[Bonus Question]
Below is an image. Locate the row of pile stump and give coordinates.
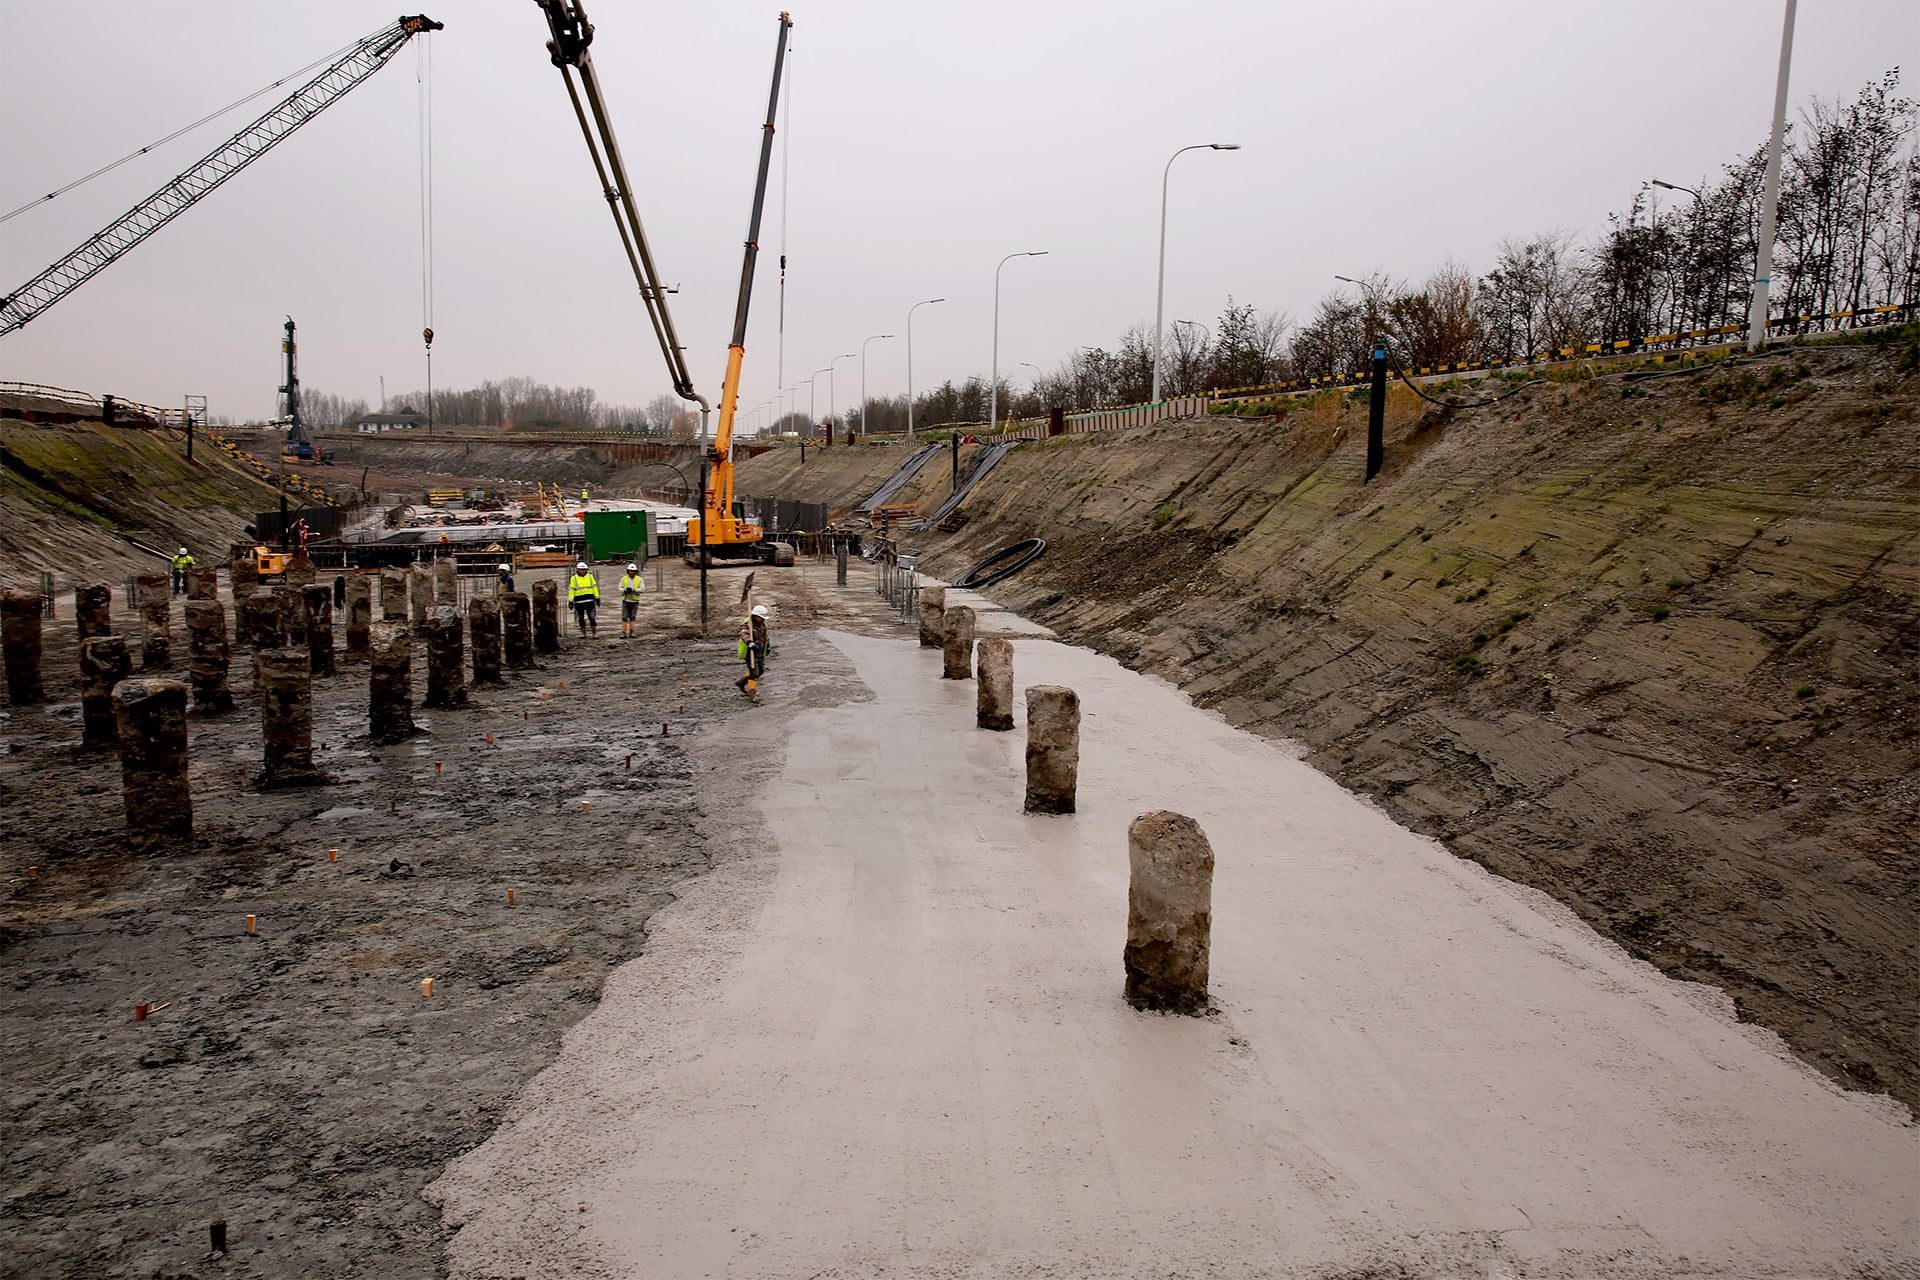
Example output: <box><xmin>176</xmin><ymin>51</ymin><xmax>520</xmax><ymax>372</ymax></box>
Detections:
<box><xmin>919</xmin><ymin>585</ymin><xmax>1214</xmax><ymax>1018</ymax></box>
<box><xmin>0</xmin><ymin>559</ymin><xmax>572</xmax><ymax>842</ymax></box>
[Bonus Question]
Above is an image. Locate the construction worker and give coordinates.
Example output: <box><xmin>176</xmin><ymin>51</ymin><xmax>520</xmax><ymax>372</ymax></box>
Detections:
<box><xmin>580</xmin><ymin>483</ymin><xmax>591</xmax><ymax>506</ymax></box>
<box><xmin>170</xmin><ymin>546</ymin><xmax>195</xmax><ymax>595</ymax></box>
<box><xmin>618</xmin><ymin>562</ymin><xmax>644</xmax><ymax>638</ymax></box>
<box><xmin>567</xmin><ymin>561</ymin><xmax>600</xmax><ymax>636</ymax></box>
<box><xmin>497</xmin><ymin>562</ymin><xmax>515</xmax><ymax>594</ymax></box>
<box><xmin>736</xmin><ymin>603</ymin><xmax>769</xmax><ymax>695</ymax></box>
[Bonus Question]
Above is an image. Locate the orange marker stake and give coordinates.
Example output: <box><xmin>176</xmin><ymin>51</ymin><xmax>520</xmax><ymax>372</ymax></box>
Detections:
<box><xmin>581</xmin><ymin>801</ymin><xmax>591</xmax><ymax>814</ymax></box>
<box><xmin>485</xmin><ymin>733</ymin><xmax>494</xmax><ymax>745</ymax></box>
<box><xmin>522</xmin><ymin>709</ymin><xmax>530</xmax><ymax>721</ymax></box>
<box><xmin>245</xmin><ymin>914</ymin><xmax>256</xmax><ymax>935</ymax></box>
<box><xmin>135</xmin><ymin>1002</ymin><xmax>150</xmax><ymax>1022</ymax></box>
<box><xmin>420</xmin><ymin>978</ymin><xmax>435</xmax><ymax>998</ymax></box>
<box><xmin>433</xmin><ymin>762</ymin><xmax>442</xmax><ymax>777</ymax></box>
<box><xmin>506</xmin><ymin>888</ymin><xmax>516</xmax><ymax>907</ymax></box>
<box><xmin>327</xmin><ymin>848</ymin><xmax>338</xmax><ymax>863</ymax></box>
<box><xmin>557</xmin><ymin>680</ymin><xmax>568</xmax><ymax>692</ymax></box>
<box><xmin>540</xmin><ymin>691</ymin><xmax>549</xmax><ymax>703</ymax></box>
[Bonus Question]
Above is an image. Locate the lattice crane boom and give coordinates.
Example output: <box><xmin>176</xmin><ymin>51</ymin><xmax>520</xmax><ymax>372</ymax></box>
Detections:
<box><xmin>0</xmin><ymin>15</ymin><xmax>443</xmax><ymax>337</ymax></box>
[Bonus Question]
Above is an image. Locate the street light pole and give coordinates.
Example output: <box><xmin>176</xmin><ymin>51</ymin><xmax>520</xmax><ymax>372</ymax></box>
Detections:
<box><xmin>905</xmin><ymin>297</ymin><xmax>944</xmax><ymax>439</ymax></box>
<box><xmin>1152</xmin><ymin>142</ymin><xmax>1240</xmax><ymax>405</ymax></box>
<box><xmin>811</xmin><ymin>367</ymin><xmax>830</xmax><ymax>434</ymax></box>
<box><xmin>860</xmin><ymin>332</ymin><xmax>894</xmax><ymax>437</ymax></box>
<box><xmin>828</xmin><ymin>351</ymin><xmax>855</xmax><ymax>435</ymax></box>
<box><xmin>1748</xmin><ymin>0</ymin><xmax>1797</xmax><ymax>351</ymax></box>
<box><xmin>991</xmin><ymin>251</ymin><xmax>1047</xmax><ymax>433</ymax></box>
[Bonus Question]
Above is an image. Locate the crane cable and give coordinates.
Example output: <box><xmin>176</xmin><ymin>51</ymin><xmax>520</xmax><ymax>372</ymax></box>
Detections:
<box><xmin>0</xmin><ymin>35</ymin><xmax>364</xmax><ymax>226</ymax></box>
<box><xmin>777</xmin><ymin>41</ymin><xmax>792</xmax><ymax>395</ymax></box>
<box><xmin>417</xmin><ymin>34</ymin><xmax>437</xmax><ymax>426</ymax></box>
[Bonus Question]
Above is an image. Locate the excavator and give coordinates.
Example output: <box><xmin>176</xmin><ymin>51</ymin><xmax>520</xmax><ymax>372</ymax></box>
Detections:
<box><xmin>536</xmin><ymin>2</ymin><xmax>793</xmax><ymax>567</ymax></box>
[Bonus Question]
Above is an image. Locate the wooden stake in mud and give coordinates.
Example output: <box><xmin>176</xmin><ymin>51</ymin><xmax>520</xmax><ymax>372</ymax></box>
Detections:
<box><xmin>344</xmin><ymin>575</ymin><xmax>374</xmax><ymax>661</ymax></box>
<box><xmin>136</xmin><ymin>574</ymin><xmax>170</xmax><ymax>670</ymax></box>
<box><xmin>423</xmin><ymin>606</ymin><xmax>468</xmax><ymax>709</ymax></box>
<box><xmin>302</xmin><ymin>583</ymin><xmax>335</xmax><ymax>677</ymax></box>
<box><xmin>256</xmin><ymin>647</ymin><xmax>326</xmax><ymax>788</ymax></box>
<box><xmin>468</xmin><ymin>595</ymin><xmax>505</xmax><ymax>686</ymax></box>
<box><xmin>919</xmin><ymin>585</ymin><xmax>946</xmax><ymax>649</ymax></box>
<box><xmin>530</xmin><ymin>581</ymin><xmax>561</xmax><ymax>655</ymax></box>
<box><xmin>941</xmin><ymin>605</ymin><xmax>976</xmax><ymax>681</ymax></box>
<box><xmin>1</xmin><ymin>588</ymin><xmax>46</xmax><ymax>705</ymax></box>
<box><xmin>74</xmin><ymin>582</ymin><xmax>112</xmax><ymax>640</ymax></box>
<box><xmin>183</xmin><ymin>600</ymin><xmax>234</xmax><ymax>715</ymax></box>
<box><xmin>501</xmin><ymin>591</ymin><xmax>536</xmax><ymax>669</ymax></box>
<box><xmin>976</xmin><ymin>636</ymin><xmax>1014</xmax><ymax>731</ymax></box>
<box><xmin>368</xmin><ymin>622</ymin><xmax>419</xmax><ymax>744</ymax></box>
<box><xmin>114</xmin><ymin>676</ymin><xmax>192</xmax><ymax>837</ymax></box>
<box><xmin>79</xmin><ymin>635</ymin><xmax>131</xmax><ymax>748</ymax></box>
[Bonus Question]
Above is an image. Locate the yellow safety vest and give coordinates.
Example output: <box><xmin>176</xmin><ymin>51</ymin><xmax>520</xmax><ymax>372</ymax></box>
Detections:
<box><xmin>568</xmin><ymin>573</ymin><xmax>599</xmax><ymax>602</ymax></box>
<box><xmin>171</xmin><ymin>553</ymin><xmax>195</xmax><ymax>570</ymax></box>
<box><xmin>619</xmin><ymin>574</ymin><xmax>643</xmax><ymax>601</ymax></box>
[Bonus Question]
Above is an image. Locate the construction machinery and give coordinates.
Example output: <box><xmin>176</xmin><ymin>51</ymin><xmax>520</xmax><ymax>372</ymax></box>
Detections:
<box><xmin>278</xmin><ymin>317</ymin><xmax>316</xmax><ymax>462</ymax></box>
<box><xmin>246</xmin><ymin>546</ymin><xmax>290</xmax><ymax>579</ymax></box>
<box><xmin>684</xmin><ymin>13</ymin><xmax>792</xmax><ymax>565</ymax></box>
<box><xmin>1</xmin><ymin>16</ymin><xmax>443</xmax><ymax>336</ymax></box>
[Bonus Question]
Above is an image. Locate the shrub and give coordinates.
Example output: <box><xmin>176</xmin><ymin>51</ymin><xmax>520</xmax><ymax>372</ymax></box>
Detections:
<box><xmin>1651</xmin><ymin>606</ymin><xmax>1671</xmax><ymax>621</ymax></box>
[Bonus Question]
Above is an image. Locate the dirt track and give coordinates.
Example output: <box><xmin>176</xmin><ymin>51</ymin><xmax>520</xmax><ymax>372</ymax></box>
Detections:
<box><xmin>0</xmin><ymin>560</ymin><xmax>881</xmax><ymax>1278</ymax></box>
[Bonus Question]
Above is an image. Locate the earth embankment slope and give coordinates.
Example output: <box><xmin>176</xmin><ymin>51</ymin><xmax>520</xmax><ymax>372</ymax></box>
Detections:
<box><xmin>735</xmin><ymin>336</ymin><xmax>1920</xmax><ymax>1111</ymax></box>
<box><xmin>0</xmin><ymin>415</ymin><xmax>282</xmax><ymax>588</ymax></box>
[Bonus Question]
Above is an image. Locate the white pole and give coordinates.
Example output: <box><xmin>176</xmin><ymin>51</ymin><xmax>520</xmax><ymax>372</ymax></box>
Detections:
<box><xmin>1747</xmin><ymin>0</ymin><xmax>1796</xmax><ymax>352</ymax></box>
<box><xmin>906</xmin><ymin>297</ymin><xmax>943</xmax><ymax>439</ymax></box>
<box><xmin>992</xmin><ymin>252</ymin><xmax>1047</xmax><ymax>433</ymax></box>
<box><xmin>829</xmin><ymin>352</ymin><xmax>853</xmax><ymax>433</ymax></box>
<box><xmin>1153</xmin><ymin>143</ymin><xmax>1241</xmax><ymax>405</ymax></box>
<box><xmin>860</xmin><ymin>333</ymin><xmax>893</xmax><ymax>437</ymax></box>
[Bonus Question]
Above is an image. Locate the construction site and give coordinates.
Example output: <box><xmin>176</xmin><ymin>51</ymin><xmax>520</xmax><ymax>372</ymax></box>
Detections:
<box><xmin>2</xmin><ymin>3</ymin><xmax>1918</xmax><ymax>1278</ymax></box>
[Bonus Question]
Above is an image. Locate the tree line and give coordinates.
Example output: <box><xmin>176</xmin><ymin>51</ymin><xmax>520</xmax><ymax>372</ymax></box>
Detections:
<box><xmin>307</xmin><ymin>72</ymin><xmax>1916</xmax><ymax>435</ymax></box>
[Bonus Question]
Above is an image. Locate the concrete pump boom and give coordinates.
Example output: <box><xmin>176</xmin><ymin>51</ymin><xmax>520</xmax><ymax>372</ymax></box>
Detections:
<box><xmin>0</xmin><ymin>15</ymin><xmax>442</xmax><ymax>337</ymax></box>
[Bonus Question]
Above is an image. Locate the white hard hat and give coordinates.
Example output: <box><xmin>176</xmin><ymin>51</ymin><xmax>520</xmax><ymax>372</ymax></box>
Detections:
<box><xmin>179</xmin><ymin>546</ymin><xmax>188</xmax><ymax>554</ymax></box>
<box><xmin>751</xmin><ymin>604</ymin><xmax>769</xmax><ymax>617</ymax></box>
<box><xmin>498</xmin><ymin>563</ymin><xmax>512</xmax><ymax>572</ymax></box>
<box><xmin>576</xmin><ymin>561</ymin><xmax>588</xmax><ymax>570</ymax></box>
<box><xmin>626</xmin><ymin>563</ymin><xmax>638</xmax><ymax>571</ymax></box>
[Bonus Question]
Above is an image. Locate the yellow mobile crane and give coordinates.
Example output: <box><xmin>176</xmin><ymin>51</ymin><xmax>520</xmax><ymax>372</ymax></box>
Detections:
<box><xmin>685</xmin><ymin>12</ymin><xmax>792</xmax><ymax>565</ymax></box>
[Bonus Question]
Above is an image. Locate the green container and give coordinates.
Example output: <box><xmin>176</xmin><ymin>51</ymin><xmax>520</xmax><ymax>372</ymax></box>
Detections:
<box><xmin>583</xmin><ymin>510</ymin><xmax>651</xmax><ymax>564</ymax></box>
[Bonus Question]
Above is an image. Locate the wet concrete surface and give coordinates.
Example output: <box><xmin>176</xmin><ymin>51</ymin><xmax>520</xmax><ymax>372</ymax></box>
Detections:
<box><xmin>0</xmin><ymin>556</ymin><xmax>899</xmax><ymax>1278</ymax></box>
<box><xmin>432</xmin><ymin>630</ymin><xmax>1918</xmax><ymax>1279</ymax></box>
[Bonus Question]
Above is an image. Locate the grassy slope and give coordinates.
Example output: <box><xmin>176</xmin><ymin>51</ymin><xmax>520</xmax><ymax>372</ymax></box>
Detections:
<box><xmin>0</xmin><ymin>420</ymin><xmax>283</xmax><ymax>588</ymax></box>
<box><xmin>736</xmin><ymin>336</ymin><xmax>1920</xmax><ymax>1110</ymax></box>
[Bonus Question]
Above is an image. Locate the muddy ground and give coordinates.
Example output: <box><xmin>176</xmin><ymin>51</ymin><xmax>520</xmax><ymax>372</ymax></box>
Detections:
<box><xmin>0</xmin><ymin>556</ymin><xmax>897</xmax><ymax>1279</ymax></box>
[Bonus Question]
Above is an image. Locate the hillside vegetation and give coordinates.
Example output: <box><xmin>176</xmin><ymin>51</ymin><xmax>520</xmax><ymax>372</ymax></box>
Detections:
<box><xmin>0</xmin><ymin>416</ymin><xmax>282</xmax><ymax>588</ymax></box>
<box><xmin>738</xmin><ymin>334</ymin><xmax>1920</xmax><ymax>1111</ymax></box>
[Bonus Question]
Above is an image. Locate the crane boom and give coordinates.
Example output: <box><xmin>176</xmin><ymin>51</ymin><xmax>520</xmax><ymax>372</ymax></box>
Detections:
<box><xmin>692</xmin><ymin>11</ymin><xmax>791</xmax><ymax>554</ymax></box>
<box><xmin>0</xmin><ymin>15</ymin><xmax>443</xmax><ymax>337</ymax></box>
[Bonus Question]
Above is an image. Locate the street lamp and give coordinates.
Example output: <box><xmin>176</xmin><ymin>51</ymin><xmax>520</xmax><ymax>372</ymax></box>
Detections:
<box><xmin>1651</xmin><ymin>178</ymin><xmax>1701</xmax><ymax>199</ymax></box>
<box><xmin>1152</xmin><ymin>142</ymin><xmax>1240</xmax><ymax>405</ymax></box>
<box><xmin>810</xmin><ymin>367</ymin><xmax>831</xmax><ymax>435</ymax></box>
<box><xmin>905</xmin><ymin>297</ymin><xmax>944</xmax><ymax>438</ymax></box>
<box><xmin>991</xmin><ymin>251</ymin><xmax>1048</xmax><ymax>433</ymax></box>
<box><xmin>1172</xmin><ymin>320</ymin><xmax>1211</xmax><ymax>394</ymax></box>
<box><xmin>1020</xmin><ymin>361</ymin><xmax>1042</xmax><ymax>383</ymax></box>
<box><xmin>860</xmin><ymin>333</ymin><xmax>894</xmax><ymax>437</ymax></box>
<box><xmin>828</xmin><ymin>352</ymin><xmax>855</xmax><ymax>434</ymax></box>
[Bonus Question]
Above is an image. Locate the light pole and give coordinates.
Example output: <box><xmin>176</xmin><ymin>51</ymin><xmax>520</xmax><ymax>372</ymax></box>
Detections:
<box><xmin>860</xmin><ymin>333</ymin><xmax>894</xmax><ymax>437</ymax></box>
<box><xmin>827</xmin><ymin>352</ymin><xmax>855</xmax><ymax>435</ymax></box>
<box><xmin>1173</xmin><ymin>320</ymin><xmax>1210</xmax><ymax>394</ymax></box>
<box><xmin>810</xmin><ymin>367</ymin><xmax>831</xmax><ymax>436</ymax></box>
<box><xmin>1152</xmin><ymin>142</ymin><xmax>1240</xmax><ymax>404</ymax></box>
<box><xmin>905</xmin><ymin>297</ymin><xmax>944</xmax><ymax>439</ymax></box>
<box><xmin>991</xmin><ymin>251</ymin><xmax>1048</xmax><ymax>433</ymax></box>
<box><xmin>1749</xmin><ymin>0</ymin><xmax>1796</xmax><ymax>351</ymax></box>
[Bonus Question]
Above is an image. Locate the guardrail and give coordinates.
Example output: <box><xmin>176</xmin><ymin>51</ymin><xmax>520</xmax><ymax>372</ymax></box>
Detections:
<box><xmin>0</xmin><ymin>380</ymin><xmax>188</xmax><ymax>427</ymax></box>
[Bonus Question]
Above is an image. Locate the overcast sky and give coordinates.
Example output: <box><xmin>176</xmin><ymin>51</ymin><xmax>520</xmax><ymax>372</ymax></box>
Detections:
<box><xmin>2</xmin><ymin>1</ymin><xmax>1914</xmax><ymax>424</ymax></box>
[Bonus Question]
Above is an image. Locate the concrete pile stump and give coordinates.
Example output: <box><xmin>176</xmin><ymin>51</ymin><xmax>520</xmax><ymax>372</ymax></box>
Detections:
<box><xmin>530</xmin><ymin>581</ymin><xmax>560</xmax><ymax>655</ymax></box>
<box><xmin>368</xmin><ymin>623</ymin><xmax>418</xmax><ymax>743</ymax></box>
<box><xmin>283</xmin><ymin>557</ymin><xmax>316</xmax><ymax>588</ymax></box>
<box><xmin>79</xmin><ymin>636</ymin><xmax>132</xmax><ymax>748</ymax></box>
<box><xmin>187</xmin><ymin>566</ymin><xmax>219</xmax><ymax>601</ymax></box>
<box><xmin>2</xmin><ymin>589</ymin><xmax>45</xmax><ymax>706</ymax></box>
<box><xmin>502</xmin><ymin>592</ymin><xmax>535</xmax><ymax>669</ymax></box>
<box><xmin>275</xmin><ymin>586</ymin><xmax>308</xmax><ymax>650</ymax></box>
<box><xmin>75</xmin><ymin>582</ymin><xmax>113</xmax><ymax>639</ymax></box>
<box><xmin>236</xmin><ymin>594</ymin><xmax>283</xmax><ymax>651</ymax></box>
<box><xmin>344</xmin><ymin>576</ymin><xmax>373</xmax><ymax>662</ymax></box>
<box><xmin>301</xmin><ymin>584</ymin><xmax>335</xmax><ymax>677</ymax></box>
<box><xmin>433</xmin><ymin>558</ymin><xmax>458</xmax><ymax>605</ymax></box>
<box><xmin>1123</xmin><ymin>811</ymin><xmax>1215</xmax><ymax>1015</ymax></box>
<box><xmin>137</xmin><ymin>574</ymin><xmax>171</xmax><ymax>670</ymax></box>
<box><xmin>379</xmin><ymin>569</ymin><xmax>409</xmax><ymax>622</ymax></box>
<box><xmin>113</xmin><ymin>677</ymin><xmax>192</xmax><ymax>838</ymax></box>
<box><xmin>423</xmin><ymin>606</ymin><xmax>468</xmax><ymax>709</ymax></box>
<box><xmin>468</xmin><ymin>595</ymin><xmax>505</xmax><ymax>686</ymax></box>
<box><xmin>1023</xmin><ymin>685</ymin><xmax>1081</xmax><ymax>815</ymax></box>
<box><xmin>228</xmin><ymin>548</ymin><xmax>260</xmax><ymax>601</ymax></box>
<box><xmin>941</xmin><ymin>605</ymin><xmax>976</xmax><ymax>680</ymax></box>
<box><xmin>184</xmin><ymin>601</ymin><xmax>234</xmax><ymax>715</ymax></box>
<box><xmin>408</xmin><ymin>566</ymin><xmax>433</xmax><ymax>633</ymax></box>
<box><xmin>918</xmin><ymin>586</ymin><xmax>946</xmax><ymax>649</ymax></box>
<box><xmin>256</xmin><ymin>647</ymin><xmax>325</xmax><ymax>787</ymax></box>
<box><xmin>976</xmin><ymin>636</ymin><xmax>1014</xmax><ymax>731</ymax></box>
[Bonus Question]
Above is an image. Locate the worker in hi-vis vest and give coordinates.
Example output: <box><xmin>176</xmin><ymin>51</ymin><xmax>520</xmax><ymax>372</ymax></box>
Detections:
<box><xmin>618</xmin><ymin>563</ymin><xmax>644</xmax><ymax>638</ymax></box>
<box><xmin>567</xmin><ymin>562</ymin><xmax>600</xmax><ymax>636</ymax></box>
<box><xmin>170</xmin><ymin>547</ymin><xmax>196</xmax><ymax>596</ymax></box>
